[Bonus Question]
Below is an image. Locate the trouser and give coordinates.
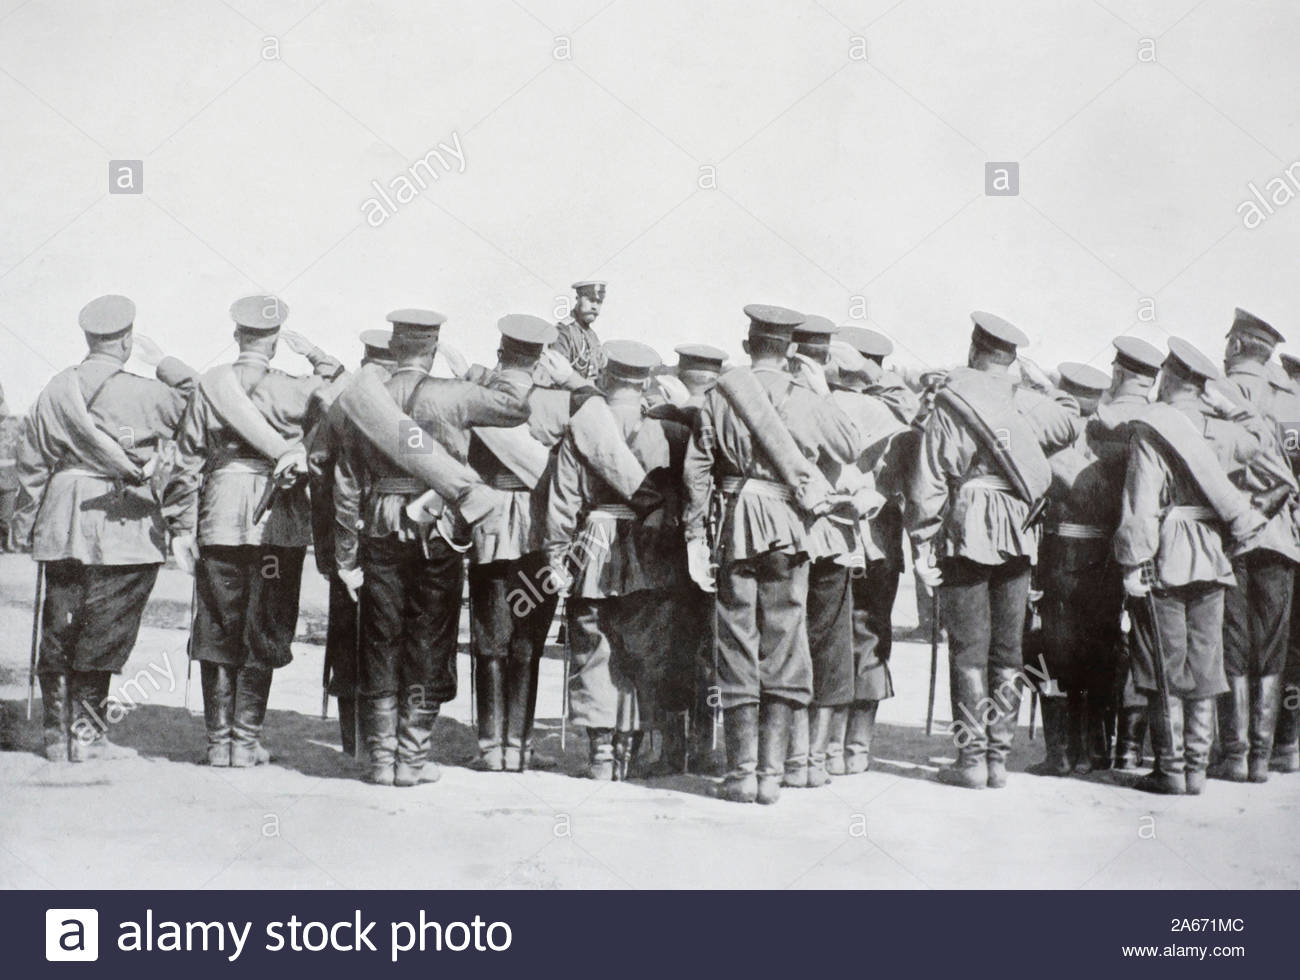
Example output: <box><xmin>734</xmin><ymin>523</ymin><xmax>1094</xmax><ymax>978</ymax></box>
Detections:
<box><xmin>715</xmin><ymin>550</ymin><xmax>813</xmax><ymax>709</ymax></box>
<box><xmin>1128</xmin><ymin>582</ymin><xmax>1230</xmax><ymax>701</ymax></box>
<box><xmin>849</xmin><ymin>559</ymin><xmax>898</xmax><ymax>702</ymax></box>
<box><xmin>807</xmin><ymin>558</ymin><xmax>854</xmax><ymax>707</ymax></box>
<box><xmin>193</xmin><ymin>545</ymin><xmax>305</xmax><ymax>669</ymax></box>
<box><xmin>567</xmin><ymin>591</ymin><xmax>672</xmax><ymax>731</ymax></box>
<box><xmin>36</xmin><ymin>559</ymin><xmax>159</xmax><ymax>675</ymax></box>
<box><xmin>940</xmin><ymin>557</ymin><xmax>1032</xmax><ymax>763</ymax></box>
<box><xmin>324</xmin><ymin>574</ymin><xmax>359</xmax><ymax>699</ymax></box>
<box><xmin>1224</xmin><ymin>551</ymin><xmax>1293</xmax><ymax>679</ymax></box>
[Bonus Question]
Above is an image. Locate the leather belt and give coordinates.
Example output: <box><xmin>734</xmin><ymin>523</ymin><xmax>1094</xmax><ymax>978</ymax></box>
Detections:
<box><xmin>489</xmin><ymin>471</ymin><xmax>529</xmax><ymax>491</ymax></box>
<box><xmin>213</xmin><ymin>457</ymin><xmax>271</xmax><ymax>476</ymax></box>
<box><xmin>1166</xmin><ymin>505</ymin><xmax>1215</xmax><ymax>521</ymax></box>
<box><xmin>1046</xmin><ymin>522</ymin><xmax>1110</xmax><ymax>540</ymax></box>
<box><xmin>592</xmin><ymin>503</ymin><xmax>636</xmax><ymax>519</ymax></box>
<box><xmin>964</xmin><ymin>474</ymin><xmax>1013</xmax><ymax>492</ymax></box>
<box><xmin>721</xmin><ymin>476</ymin><xmax>794</xmax><ymax>502</ymax></box>
<box><xmin>373</xmin><ymin>476</ymin><xmax>423</xmax><ymax>494</ymax></box>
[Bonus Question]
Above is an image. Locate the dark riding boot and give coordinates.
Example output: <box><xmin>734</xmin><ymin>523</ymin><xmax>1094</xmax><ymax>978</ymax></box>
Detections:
<box><xmin>613</xmin><ymin>730</ymin><xmax>643</xmax><ymax>781</ymax></box>
<box><xmin>200</xmin><ymin>662</ymin><xmax>236</xmax><ymax>767</ymax></box>
<box><xmin>1183</xmin><ymin>697</ymin><xmax>1215</xmax><ymax>796</ymax></box>
<box><xmin>986</xmin><ymin>666</ymin><xmax>1023</xmax><ymax>789</ymax></box>
<box><xmin>337</xmin><ymin>696</ymin><xmax>359</xmax><ymax>760</ymax></box>
<box><xmin>1270</xmin><ymin>684</ymin><xmax>1299</xmax><ymax>773</ymax></box>
<box><xmin>757</xmin><ymin>698</ymin><xmax>792</xmax><ymax>805</ymax></box>
<box><xmin>361</xmin><ymin>694</ymin><xmax>398</xmax><ymax>785</ymax></box>
<box><xmin>1114</xmin><ymin>706</ymin><xmax>1147</xmax><ymax>770</ymax></box>
<box><xmin>641</xmin><ymin>713</ymin><xmax>688</xmax><ymax>777</ymax></box>
<box><xmin>1209</xmin><ymin>676</ymin><xmax>1249</xmax><ymax>782</ymax></box>
<box><xmin>1027</xmin><ymin>697</ymin><xmax>1071</xmax><ymax>776</ymax></box>
<box><xmin>1067</xmin><ymin>690</ymin><xmax>1090</xmax><ymax>775</ymax></box>
<box><xmin>68</xmin><ymin>671</ymin><xmax>135</xmax><ymax>762</ymax></box>
<box><xmin>844</xmin><ymin>701</ymin><xmax>877</xmax><ymax>774</ymax></box>
<box><xmin>825</xmin><ymin>705</ymin><xmax>849</xmax><ymax>775</ymax></box>
<box><xmin>1248</xmin><ymin>675</ymin><xmax>1282</xmax><ymax>784</ymax></box>
<box><xmin>1137</xmin><ymin>694</ymin><xmax>1186</xmax><ymax>795</ymax></box>
<box><xmin>939</xmin><ymin>665</ymin><xmax>988</xmax><ymax>789</ymax></box>
<box><xmin>230</xmin><ymin>665</ymin><xmax>273</xmax><ymax>768</ymax></box>
<box><xmin>587</xmin><ymin>727</ymin><xmax>614</xmax><ymax>780</ymax></box>
<box><xmin>807</xmin><ymin>706</ymin><xmax>835</xmax><ymax>788</ymax></box>
<box><xmin>473</xmin><ymin>657</ymin><xmax>506</xmax><ymax>772</ymax></box>
<box><xmin>717</xmin><ymin>704</ymin><xmax>758</xmax><ymax>803</ymax></box>
<box><xmin>505</xmin><ymin>655</ymin><xmax>547</xmax><ymax>771</ymax></box>
<box><xmin>395</xmin><ymin>686</ymin><xmax>440</xmax><ymax>787</ymax></box>
<box><xmin>39</xmin><ymin>672</ymin><xmax>70</xmax><ymax>762</ymax></box>
<box><xmin>1087</xmin><ymin>689</ymin><xmax>1114</xmax><ymax>771</ymax></box>
<box><xmin>783</xmin><ymin>706</ymin><xmax>810</xmax><ymax>788</ymax></box>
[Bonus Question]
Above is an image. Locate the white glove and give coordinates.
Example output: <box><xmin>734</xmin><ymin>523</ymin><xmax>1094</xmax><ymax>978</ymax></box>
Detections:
<box><xmin>1201</xmin><ymin>383</ymin><xmax>1239</xmax><ymax>419</ymax></box>
<box><xmin>338</xmin><ymin>566</ymin><xmax>364</xmax><ymax>603</ymax></box>
<box><xmin>437</xmin><ymin>342</ymin><xmax>469</xmax><ymax>379</ymax></box>
<box><xmin>1122</xmin><ymin>566</ymin><xmax>1149</xmax><ymax>598</ymax></box>
<box><xmin>132</xmin><ymin>334</ymin><xmax>164</xmax><ymax>366</ymax></box>
<box><xmin>405</xmin><ymin>488</ymin><xmax>442</xmax><ymax>526</ymax></box>
<box><xmin>793</xmin><ymin>353</ymin><xmax>830</xmax><ymax>397</ymax></box>
<box><xmin>279</xmin><ymin>329</ymin><xmax>317</xmax><ymax>358</ymax></box>
<box><xmin>655</xmin><ymin>374</ymin><xmax>690</xmax><ymax>407</ymax></box>
<box><xmin>686</xmin><ymin>538</ymin><xmax>716</xmax><ymax>593</ymax></box>
<box><xmin>913</xmin><ymin>539</ymin><xmax>942</xmax><ymax>593</ymax></box>
<box><xmin>273</xmin><ymin>445</ymin><xmax>307</xmax><ymax>487</ymax></box>
<box><xmin>1017</xmin><ymin>356</ymin><xmax>1052</xmax><ymax>392</ymax></box>
<box><xmin>546</xmin><ymin>553</ymin><xmax>573</xmax><ymax>598</ymax></box>
<box><xmin>533</xmin><ymin>348</ymin><xmax>574</xmax><ymax>388</ymax></box>
<box><xmin>170</xmin><ymin>534</ymin><xmax>198</xmax><ymax>576</ymax></box>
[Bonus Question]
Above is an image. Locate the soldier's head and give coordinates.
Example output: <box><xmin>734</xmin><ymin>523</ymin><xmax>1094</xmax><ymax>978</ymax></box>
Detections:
<box><xmin>496</xmin><ymin>314</ymin><xmax>557</xmax><ymax>372</ymax></box>
<box><xmin>571</xmin><ymin>281</ymin><xmax>606</xmax><ymax>327</ymax></box>
<box><xmin>792</xmin><ymin>316</ymin><xmax>837</xmax><ymax>367</ymax></box>
<box><xmin>359</xmin><ymin>329</ymin><xmax>395</xmax><ymax>371</ymax></box>
<box><xmin>741</xmin><ymin>304</ymin><xmax>803</xmax><ymax>369</ymax></box>
<box><xmin>79</xmin><ymin>294</ymin><xmax>136</xmax><ymax>362</ymax></box>
<box><xmin>1109</xmin><ymin>336</ymin><xmax>1162</xmax><ymax>398</ymax></box>
<box><xmin>230</xmin><ymin>294</ymin><xmax>289</xmax><ymax>358</ymax></box>
<box><xmin>967</xmin><ymin>312</ymin><xmax>1025</xmax><ymax>373</ymax></box>
<box><xmin>1158</xmin><ymin>338</ymin><xmax>1219</xmax><ymax>402</ymax></box>
<box><xmin>1225</xmin><ymin>308</ymin><xmax>1283</xmax><ymax>367</ymax></box>
<box><xmin>674</xmin><ymin>344</ymin><xmax>727</xmax><ymax>397</ymax></box>
<box><xmin>385</xmin><ymin>309</ymin><xmax>444</xmax><ymax>370</ymax></box>
<box><xmin>837</xmin><ymin>326</ymin><xmax>893</xmax><ymax>367</ymax></box>
<box><xmin>599</xmin><ymin>339</ymin><xmax>660</xmax><ymax>396</ymax></box>
<box><xmin>1057</xmin><ymin>362</ymin><xmax>1110</xmax><ymax>418</ymax></box>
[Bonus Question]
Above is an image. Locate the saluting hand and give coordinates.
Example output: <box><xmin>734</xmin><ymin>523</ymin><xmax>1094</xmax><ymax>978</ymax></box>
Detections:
<box><xmin>792</xmin><ymin>353</ymin><xmax>830</xmax><ymax>397</ymax></box>
<box><xmin>132</xmin><ymin>334</ymin><xmax>164</xmax><ymax>366</ymax></box>
<box><xmin>279</xmin><ymin>329</ymin><xmax>316</xmax><ymax>358</ymax></box>
<box><xmin>533</xmin><ymin>348</ymin><xmax>574</xmax><ymax>388</ymax></box>
<box><xmin>437</xmin><ymin>342</ymin><xmax>470</xmax><ymax>379</ymax></box>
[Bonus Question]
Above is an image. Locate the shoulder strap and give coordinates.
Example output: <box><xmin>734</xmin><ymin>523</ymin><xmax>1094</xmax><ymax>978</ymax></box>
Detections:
<box><xmin>83</xmin><ymin>368</ymin><xmax>123</xmax><ymax>412</ymax></box>
<box><xmin>402</xmin><ymin>376</ymin><xmax>431</xmax><ymax>417</ymax></box>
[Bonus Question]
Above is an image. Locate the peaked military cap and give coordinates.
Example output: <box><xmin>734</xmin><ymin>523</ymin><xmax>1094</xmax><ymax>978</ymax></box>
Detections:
<box><xmin>675</xmin><ymin>343</ymin><xmax>727</xmax><ymax>374</ymax></box>
<box><xmin>1111</xmin><ymin>336</ymin><xmax>1163</xmax><ymax>377</ymax></box>
<box><xmin>230</xmin><ymin>295</ymin><xmax>289</xmax><ymax>332</ymax></box>
<box><xmin>498</xmin><ymin>313</ymin><xmax>557</xmax><ymax>354</ymax></box>
<box><xmin>386</xmin><ymin>308</ymin><xmax>446</xmax><ymax>342</ymax></box>
<box><xmin>1164</xmin><ymin>337</ymin><xmax>1219</xmax><ymax>383</ymax></box>
<box><xmin>1228</xmin><ymin>307</ymin><xmax>1285</xmax><ymax>347</ymax></box>
<box><xmin>970</xmin><ymin>311</ymin><xmax>1028</xmax><ymax>354</ymax></box>
<box><xmin>79</xmin><ymin>294</ymin><xmax>136</xmax><ymax>336</ymax></box>
<box><xmin>744</xmin><ymin>304</ymin><xmax>805</xmax><ymax>342</ymax></box>
<box><xmin>837</xmin><ymin>325</ymin><xmax>893</xmax><ymax>359</ymax></box>
<box><xmin>603</xmin><ymin>339</ymin><xmax>661</xmax><ymax>380</ymax></box>
<box><xmin>359</xmin><ymin>328</ymin><xmax>393</xmax><ymax>361</ymax></box>
<box><xmin>571</xmin><ymin>280</ymin><xmax>607</xmax><ymax>299</ymax></box>
<box><xmin>1281</xmin><ymin>352</ymin><xmax>1300</xmax><ymax>379</ymax></box>
<box><xmin>792</xmin><ymin>314</ymin><xmax>839</xmax><ymax>345</ymax></box>
<box><xmin>1057</xmin><ymin>361</ymin><xmax>1111</xmax><ymax>397</ymax></box>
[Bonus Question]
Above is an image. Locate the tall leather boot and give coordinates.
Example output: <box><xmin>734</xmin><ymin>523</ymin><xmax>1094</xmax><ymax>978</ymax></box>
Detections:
<box><xmin>1027</xmin><ymin>697</ymin><xmax>1070</xmax><ymax>776</ymax></box>
<box><xmin>472</xmin><ymin>657</ymin><xmax>506</xmax><ymax>772</ymax></box>
<box><xmin>1067</xmin><ymin>690</ymin><xmax>1089</xmax><ymax>774</ymax></box>
<box><xmin>1087</xmin><ymin>689</ymin><xmax>1114</xmax><ymax>771</ymax></box>
<box><xmin>1183</xmin><ymin>697</ymin><xmax>1215</xmax><ymax>795</ymax></box>
<box><xmin>612</xmin><ymin>730</ymin><xmax>643</xmax><ymax>781</ymax></box>
<box><xmin>504</xmin><ymin>655</ymin><xmax>544</xmax><ymax>771</ymax></box>
<box><xmin>1113</xmin><ymin>706</ymin><xmax>1147</xmax><ymax>770</ymax></box>
<box><xmin>337</xmin><ymin>697</ymin><xmax>359</xmax><ymax>760</ymax></box>
<box><xmin>717</xmin><ymin>704</ymin><xmax>758</xmax><ymax>803</ymax></box>
<box><xmin>844</xmin><ymin>701</ymin><xmax>877</xmax><ymax>774</ymax></box>
<box><xmin>360</xmin><ymin>694</ymin><xmax>398</xmax><ymax>785</ymax></box>
<box><xmin>1248</xmin><ymin>675</ymin><xmax>1282</xmax><ymax>783</ymax></box>
<box><xmin>1137</xmin><ymin>694</ymin><xmax>1186</xmax><ymax>794</ymax></box>
<box><xmin>757</xmin><ymin>698</ymin><xmax>792</xmax><ymax>805</ymax></box>
<box><xmin>68</xmin><ymin>671</ymin><xmax>135</xmax><ymax>762</ymax></box>
<box><xmin>986</xmin><ymin>666</ymin><xmax>1023</xmax><ymax>789</ymax></box>
<box><xmin>200</xmin><ymin>662</ymin><xmax>236</xmax><ymax>767</ymax></box>
<box><xmin>395</xmin><ymin>686</ymin><xmax>440</xmax><ymax>787</ymax></box>
<box><xmin>1270</xmin><ymin>684</ymin><xmax>1299</xmax><ymax>773</ymax></box>
<box><xmin>230</xmin><ymin>665</ymin><xmax>273</xmax><ymax>768</ymax></box>
<box><xmin>783</xmin><ymin>706</ymin><xmax>810</xmax><ymax>788</ymax></box>
<box><xmin>641</xmin><ymin>713</ymin><xmax>688</xmax><ymax>777</ymax></box>
<box><xmin>1209</xmin><ymin>676</ymin><xmax>1249</xmax><ymax>781</ymax></box>
<box><xmin>807</xmin><ymin>706</ymin><xmax>835</xmax><ymax>788</ymax></box>
<box><xmin>587</xmin><ymin>728</ymin><xmax>614</xmax><ymax>780</ymax></box>
<box><xmin>38</xmin><ymin>672</ymin><xmax>70</xmax><ymax>762</ymax></box>
<box><xmin>939</xmin><ymin>665</ymin><xmax>988</xmax><ymax>789</ymax></box>
<box><xmin>825</xmin><ymin>705</ymin><xmax>849</xmax><ymax>775</ymax></box>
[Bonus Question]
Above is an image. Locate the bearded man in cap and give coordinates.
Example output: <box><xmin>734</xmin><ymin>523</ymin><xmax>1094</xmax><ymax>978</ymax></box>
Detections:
<box><xmin>682</xmin><ymin>305</ymin><xmax>860</xmax><ymax>805</ymax></box>
<box><xmin>173</xmin><ymin>295</ymin><xmax>342</xmax><ymax>768</ymax></box>
<box><xmin>15</xmin><ymin>294</ymin><xmax>197</xmax><ymax>761</ymax></box>
<box><xmin>552</xmin><ymin>281</ymin><xmax>607</xmax><ymax>383</ymax></box>
<box><xmin>546</xmin><ymin>340</ymin><xmax>691</xmax><ymax>780</ymax></box>
<box><xmin>1031</xmin><ymin>361</ymin><xmax>1122</xmax><ymax>777</ymax></box>
<box><xmin>908</xmin><ymin>312</ymin><xmax>1081</xmax><ymax>790</ymax></box>
<box><xmin>1115</xmin><ymin>338</ymin><xmax>1272</xmax><ymax>794</ymax></box>
<box><xmin>306</xmin><ymin>329</ymin><xmax>396</xmax><ymax>758</ymax></box>
<box><xmin>1211</xmin><ymin>309</ymin><xmax>1300</xmax><ymax>783</ymax></box>
<box><xmin>332</xmin><ymin>310</ymin><xmax>530</xmax><ymax>786</ymax></box>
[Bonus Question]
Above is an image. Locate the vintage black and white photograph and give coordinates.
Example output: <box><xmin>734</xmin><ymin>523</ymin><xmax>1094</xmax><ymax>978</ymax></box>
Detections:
<box><xmin>1</xmin><ymin>0</ymin><xmax>1299</xmax><ymax>918</ymax></box>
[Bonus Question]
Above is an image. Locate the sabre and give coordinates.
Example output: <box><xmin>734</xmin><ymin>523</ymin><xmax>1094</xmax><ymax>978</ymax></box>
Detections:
<box><xmin>26</xmin><ymin>561</ymin><xmax>45</xmax><ymax>721</ymax></box>
<box><xmin>559</xmin><ymin>597</ymin><xmax>570</xmax><ymax>751</ymax></box>
<box><xmin>1137</xmin><ymin>560</ymin><xmax>1177</xmax><ymax>767</ymax></box>
<box><xmin>352</xmin><ymin>590</ymin><xmax>363</xmax><ymax>758</ymax></box>
<box><xmin>251</xmin><ymin>476</ymin><xmax>278</xmax><ymax>526</ymax></box>
<box><xmin>925</xmin><ymin>590</ymin><xmax>939</xmax><ymax>736</ymax></box>
<box><xmin>183</xmin><ymin>578</ymin><xmax>197</xmax><ymax>714</ymax></box>
<box><xmin>320</xmin><ymin>642</ymin><xmax>330</xmax><ymax>720</ymax></box>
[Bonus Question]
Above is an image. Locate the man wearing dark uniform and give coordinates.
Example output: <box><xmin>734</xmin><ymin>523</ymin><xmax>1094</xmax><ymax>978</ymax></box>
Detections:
<box><xmin>333</xmin><ymin>310</ymin><xmax>530</xmax><ymax>786</ymax></box>
<box><xmin>1212</xmin><ymin>309</ymin><xmax>1300</xmax><ymax>783</ymax></box>
<box><xmin>682</xmin><ymin>305</ymin><xmax>859</xmax><ymax>805</ymax></box>
<box><xmin>1032</xmin><ymin>361</ymin><xmax>1118</xmax><ymax>776</ymax></box>
<box><xmin>307</xmin><ymin>328</ymin><xmax>395</xmax><ymax>758</ymax></box>
<box><xmin>174</xmin><ymin>296</ymin><xmax>341</xmax><ymax>768</ymax></box>
<box><xmin>16</xmin><ymin>295</ymin><xmax>196</xmax><ymax>761</ymax></box>
<box><xmin>908</xmin><ymin>312</ymin><xmax>1080</xmax><ymax>790</ymax></box>
<box><xmin>552</xmin><ymin>280</ymin><xmax>607</xmax><ymax>383</ymax></box>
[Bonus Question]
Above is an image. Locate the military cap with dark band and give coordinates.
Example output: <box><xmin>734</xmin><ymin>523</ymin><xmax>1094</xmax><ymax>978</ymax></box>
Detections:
<box><xmin>386</xmin><ymin>308</ymin><xmax>446</xmax><ymax>342</ymax></box>
<box><xmin>230</xmin><ymin>294</ymin><xmax>289</xmax><ymax>332</ymax></box>
<box><xmin>498</xmin><ymin>313</ymin><xmax>557</xmax><ymax>356</ymax></box>
<box><xmin>792</xmin><ymin>314</ymin><xmax>838</xmax><ymax>346</ymax></box>
<box><xmin>1164</xmin><ymin>337</ymin><xmax>1219</xmax><ymax>383</ymax></box>
<box><xmin>744</xmin><ymin>303</ymin><xmax>805</xmax><ymax>342</ymax></box>
<box><xmin>1111</xmin><ymin>336</ymin><xmax>1163</xmax><ymax>377</ymax></box>
<box><xmin>837</xmin><ymin>325</ymin><xmax>893</xmax><ymax>360</ymax></box>
<box><xmin>970</xmin><ymin>311</ymin><xmax>1028</xmax><ymax>354</ymax></box>
<box><xmin>603</xmin><ymin>339</ymin><xmax>661</xmax><ymax>380</ymax></box>
<box><xmin>1228</xmin><ymin>307</ymin><xmax>1285</xmax><ymax>347</ymax></box>
<box><xmin>571</xmin><ymin>280</ymin><xmax>607</xmax><ymax>299</ymax></box>
<box><xmin>79</xmin><ymin>294</ymin><xmax>136</xmax><ymax>336</ymax></box>
<box><xmin>675</xmin><ymin>343</ymin><xmax>727</xmax><ymax>374</ymax></box>
<box><xmin>1057</xmin><ymin>362</ymin><xmax>1111</xmax><ymax>398</ymax></box>
<box><xmin>359</xmin><ymin>328</ymin><xmax>393</xmax><ymax>361</ymax></box>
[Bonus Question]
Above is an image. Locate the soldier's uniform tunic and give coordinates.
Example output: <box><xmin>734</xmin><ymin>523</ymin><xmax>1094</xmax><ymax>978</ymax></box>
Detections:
<box><xmin>1270</xmin><ymin>361</ymin><xmax>1300</xmax><ymax>771</ymax></box>
<box><xmin>552</xmin><ymin>317</ymin><xmax>605</xmax><ymax>383</ymax></box>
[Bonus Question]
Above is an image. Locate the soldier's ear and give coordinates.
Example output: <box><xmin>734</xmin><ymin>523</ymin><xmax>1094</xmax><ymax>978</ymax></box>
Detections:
<box><xmin>741</xmin><ymin>339</ymin><xmax>751</xmax><ymax>357</ymax></box>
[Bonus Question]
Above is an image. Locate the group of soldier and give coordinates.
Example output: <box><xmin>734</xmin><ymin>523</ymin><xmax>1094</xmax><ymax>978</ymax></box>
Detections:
<box><xmin>10</xmin><ymin>279</ymin><xmax>1300</xmax><ymax>802</ymax></box>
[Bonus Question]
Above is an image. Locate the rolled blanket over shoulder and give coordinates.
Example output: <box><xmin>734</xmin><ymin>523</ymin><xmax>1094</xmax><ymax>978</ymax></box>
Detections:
<box><xmin>199</xmin><ymin>365</ymin><xmax>299</xmax><ymax>462</ymax></box>
<box><xmin>567</xmin><ymin>396</ymin><xmax>648</xmax><ymax>500</ymax></box>
<box><xmin>473</xmin><ymin>424</ymin><xmax>550</xmax><ymax>489</ymax></box>
<box><xmin>44</xmin><ymin>369</ymin><xmax>142</xmax><ymax>481</ymax></box>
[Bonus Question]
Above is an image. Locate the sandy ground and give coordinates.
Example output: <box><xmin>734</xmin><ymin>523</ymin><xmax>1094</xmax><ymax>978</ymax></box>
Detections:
<box><xmin>1</xmin><ymin>551</ymin><xmax>1297</xmax><ymax>890</ymax></box>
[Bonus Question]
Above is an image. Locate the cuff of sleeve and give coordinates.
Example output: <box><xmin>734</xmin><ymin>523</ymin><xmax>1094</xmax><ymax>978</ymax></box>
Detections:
<box><xmin>156</xmin><ymin>356</ymin><xmax>198</xmax><ymax>387</ymax></box>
